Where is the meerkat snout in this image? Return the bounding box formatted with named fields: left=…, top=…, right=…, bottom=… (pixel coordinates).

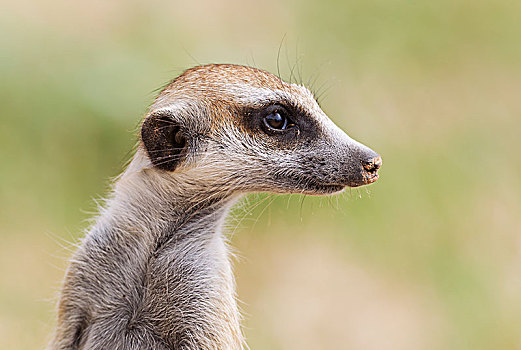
left=140, top=64, right=381, bottom=194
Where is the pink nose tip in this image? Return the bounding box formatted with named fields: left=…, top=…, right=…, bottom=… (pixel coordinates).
left=361, top=155, right=382, bottom=184
left=361, top=155, right=382, bottom=173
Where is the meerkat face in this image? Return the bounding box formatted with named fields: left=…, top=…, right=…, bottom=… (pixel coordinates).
left=140, top=64, right=381, bottom=196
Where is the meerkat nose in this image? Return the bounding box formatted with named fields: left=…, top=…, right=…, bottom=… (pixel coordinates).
left=360, top=155, right=382, bottom=184
left=361, top=155, right=382, bottom=174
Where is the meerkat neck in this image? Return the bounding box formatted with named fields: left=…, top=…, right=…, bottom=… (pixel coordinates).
left=111, top=170, right=237, bottom=241
left=60, top=161, right=245, bottom=349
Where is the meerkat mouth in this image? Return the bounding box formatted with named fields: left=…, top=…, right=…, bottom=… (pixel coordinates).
left=363, top=172, right=380, bottom=185
left=275, top=173, right=347, bottom=195
left=279, top=167, right=380, bottom=194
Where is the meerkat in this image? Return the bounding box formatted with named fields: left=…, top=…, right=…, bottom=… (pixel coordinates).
left=49, top=64, right=382, bottom=350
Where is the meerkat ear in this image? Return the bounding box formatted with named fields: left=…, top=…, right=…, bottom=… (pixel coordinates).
left=141, top=112, right=187, bottom=171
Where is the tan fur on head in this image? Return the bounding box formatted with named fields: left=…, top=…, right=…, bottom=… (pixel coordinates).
left=49, top=64, right=381, bottom=350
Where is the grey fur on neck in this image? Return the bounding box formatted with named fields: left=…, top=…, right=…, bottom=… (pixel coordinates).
left=51, top=155, right=244, bottom=349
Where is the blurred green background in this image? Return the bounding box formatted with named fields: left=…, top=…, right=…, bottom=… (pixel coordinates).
left=1, top=0, right=521, bottom=349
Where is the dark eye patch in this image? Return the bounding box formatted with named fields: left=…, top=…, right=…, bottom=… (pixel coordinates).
left=238, top=101, right=320, bottom=146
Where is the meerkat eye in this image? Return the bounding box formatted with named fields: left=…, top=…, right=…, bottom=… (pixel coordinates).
left=264, top=110, right=290, bottom=130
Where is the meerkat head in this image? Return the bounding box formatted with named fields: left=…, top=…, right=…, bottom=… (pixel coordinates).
left=139, top=64, right=381, bottom=196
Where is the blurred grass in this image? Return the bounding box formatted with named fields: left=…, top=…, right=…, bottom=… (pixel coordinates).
left=1, top=0, right=521, bottom=349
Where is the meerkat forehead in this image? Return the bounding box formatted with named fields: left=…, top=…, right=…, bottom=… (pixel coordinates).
left=151, top=64, right=322, bottom=116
